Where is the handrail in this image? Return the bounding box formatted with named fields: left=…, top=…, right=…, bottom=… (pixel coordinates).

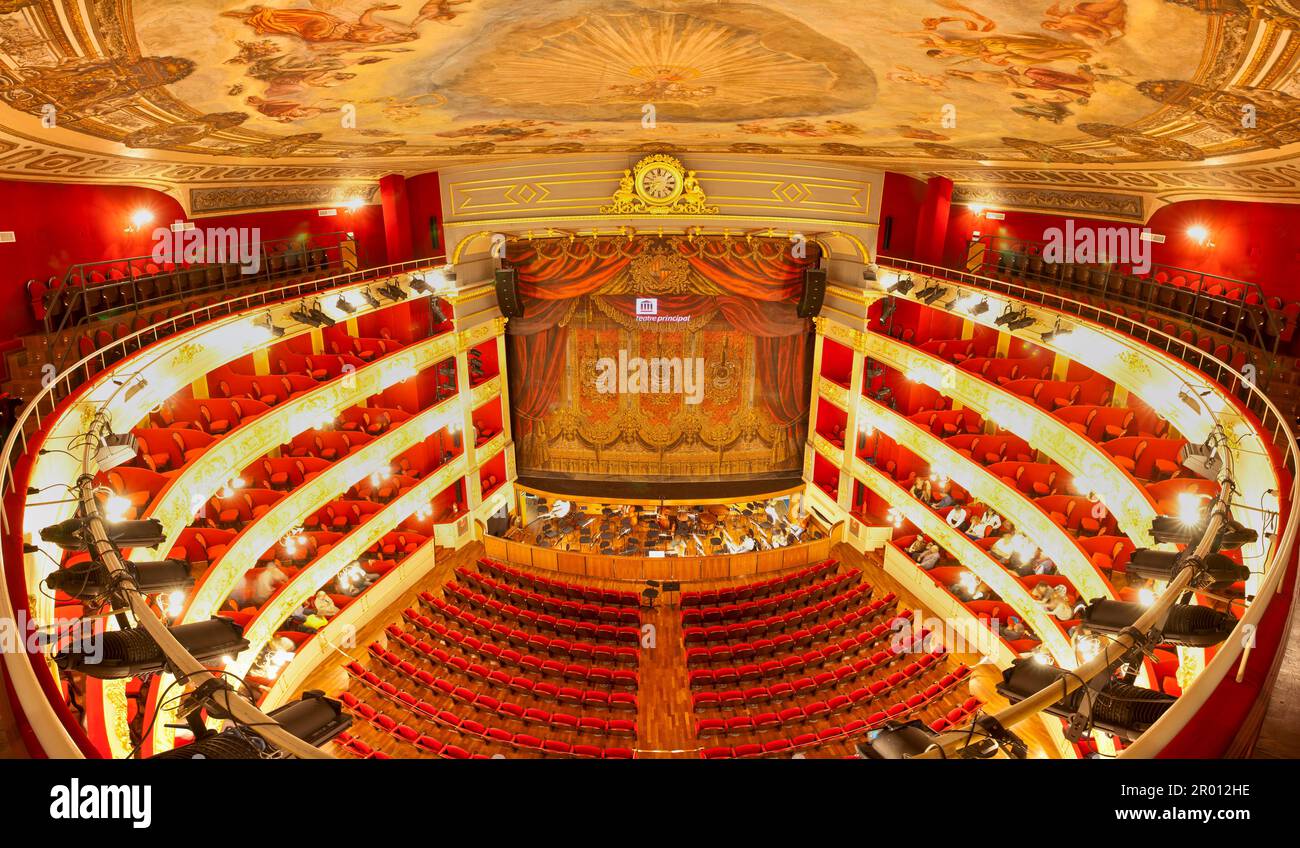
left=874, top=258, right=1298, bottom=758
left=0, top=253, right=447, bottom=758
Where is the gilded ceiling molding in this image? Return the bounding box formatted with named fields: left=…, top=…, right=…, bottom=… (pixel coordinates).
left=189, top=183, right=380, bottom=214
left=951, top=185, right=1146, bottom=222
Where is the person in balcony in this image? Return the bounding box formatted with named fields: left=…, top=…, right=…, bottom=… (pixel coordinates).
left=910, top=477, right=933, bottom=505
left=946, top=502, right=970, bottom=531
left=917, top=543, right=942, bottom=571
left=1002, top=617, right=1029, bottom=641
left=906, top=535, right=930, bottom=559
left=313, top=590, right=340, bottom=619
left=966, top=508, right=1003, bottom=539
left=932, top=487, right=959, bottom=509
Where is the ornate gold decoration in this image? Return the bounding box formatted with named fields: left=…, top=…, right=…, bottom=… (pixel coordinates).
left=626, top=246, right=694, bottom=295
left=601, top=155, right=719, bottom=215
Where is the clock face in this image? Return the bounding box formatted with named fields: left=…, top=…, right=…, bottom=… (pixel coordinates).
left=637, top=165, right=682, bottom=203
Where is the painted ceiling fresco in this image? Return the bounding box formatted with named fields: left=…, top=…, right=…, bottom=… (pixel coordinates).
left=0, top=0, right=1298, bottom=207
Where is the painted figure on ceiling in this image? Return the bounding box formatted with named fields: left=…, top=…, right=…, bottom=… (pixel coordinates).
left=222, top=3, right=418, bottom=46
left=1041, top=0, right=1128, bottom=44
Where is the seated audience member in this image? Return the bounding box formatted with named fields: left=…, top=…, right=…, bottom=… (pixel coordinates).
left=1034, top=583, right=1079, bottom=620
left=243, top=564, right=289, bottom=607
left=931, top=487, right=958, bottom=509
left=1002, top=617, right=1029, bottom=641
left=917, top=543, right=942, bottom=571
left=965, top=508, right=1002, bottom=539
left=906, top=535, right=929, bottom=559
left=910, top=477, right=933, bottom=505
left=990, top=532, right=1018, bottom=563
left=945, top=503, right=969, bottom=531
left=1029, top=554, right=1058, bottom=575
left=313, top=590, right=340, bottom=619
left=949, top=573, right=989, bottom=602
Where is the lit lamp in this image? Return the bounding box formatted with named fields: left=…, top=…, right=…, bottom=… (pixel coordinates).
left=126, top=208, right=154, bottom=233
left=1186, top=225, right=1211, bottom=246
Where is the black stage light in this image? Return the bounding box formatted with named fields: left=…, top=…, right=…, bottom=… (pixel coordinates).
left=917, top=285, right=948, bottom=305
left=1215, top=519, right=1258, bottom=551
left=1126, top=548, right=1248, bottom=588
left=862, top=264, right=879, bottom=283
left=997, top=658, right=1175, bottom=741
left=969, top=299, right=989, bottom=316
left=54, top=617, right=248, bottom=679
left=123, top=378, right=147, bottom=403
left=258, top=312, right=286, bottom=338
left=361, top=288, right=381, bottom=309
left=335, top=295, right=357, bottom=314
left=266, top=690, right=352, bottom=746
left=856, top=720, right=939, bottom=759
left=888, top=276, right=915, bottom=295
left=430, top=299, right=449, bottom=325
left=1081, top=599, right=1237, bottom=647
left=994, top=307, right=1018, bottom=327
left=1040, top=318, right=1072, bottom=344
left=149, top=727, right=265, bottom=759
left=1149, top=514, right=1206, bottom=545
left=94, top=432, right=139, bottom=471
left=408, top=275, right=432, bottom=295
left=290, top=301, right=334, bottom=327
left=1008, top=313, right=1036, bottom=331
left=45, top=558, right=193, bottom=600
left=378, top=280, right=408, bottom=301
left=41, top=517, right=164, bottom=551
left=1179, top=441, right=1222, bottom=480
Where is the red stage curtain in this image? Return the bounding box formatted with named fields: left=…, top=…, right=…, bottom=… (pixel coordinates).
left=507, top=241, right=640, bottom=300
left=677, top=239, right=814, bottom=301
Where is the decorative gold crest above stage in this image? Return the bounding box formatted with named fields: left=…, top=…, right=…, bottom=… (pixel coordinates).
left=505, top=233, right=815, bottom=484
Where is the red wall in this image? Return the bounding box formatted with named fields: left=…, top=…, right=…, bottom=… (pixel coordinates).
left=1145, top=200, right=1300, bottom=298
left=404, top=172, right=445, bottom=261
left=877, top=172, right=928, bottom=259
left=0, top=179, right=388, bottom=341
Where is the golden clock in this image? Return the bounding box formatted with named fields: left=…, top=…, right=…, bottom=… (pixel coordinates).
left=602, top=154, right=718, bottom=215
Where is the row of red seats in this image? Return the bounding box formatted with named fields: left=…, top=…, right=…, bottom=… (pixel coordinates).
left=442, top=582, right=641, bottom=642
left=691, top=643, right=958, bottom=705
left=680, top=559, right=840, bottom=607
left=681, top=598, right=904, bottom=665
left=681, top=569, right=862, bottom=624
left=338, top=695, right=634, bottom=758
left=384, top=625, right=637, bottom=711
left=401, top=608, right=639, bottom=688
left=699, top=697, right=983, bottom=758
left=696, top=659, right=963, bottom=733
left=345, top=668, right=636, bottom=738
left=475, top=558, right=640, bottom=607
left=683, top=585, right=887, bottom=644
left=454, top=567, right=641, bottom=625
left=420, top=592, right=642, bottom=658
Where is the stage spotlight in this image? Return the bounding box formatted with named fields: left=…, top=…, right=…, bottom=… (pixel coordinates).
left=257, top=312, right=286, bottom=339
left=862, top=264, right=879, bottom=284
left=856, top=720, right=940, bottom=759
left=408, top=275, right=433, bottom=295
left=1178, top=389, right=1202, bottom=415
left=1081, top=599, right=1237, bottom=648
left=44, top=557, right=193, bottom=601
left=1126, top=548, right=1248, bottom=589
left=1179, top=440, right=1222, bottom=480
left=41, top=516, right=164, bottom=551
left=361, top=288, right=381, bottom=309
left=149, top=727, right=265, bottom=759
left=94, top=432, right=138, bottom=471
left=1215, top=519, right=1258, bottom=551
left=123, top=377, right=147, bottom=403
left=917, top=285, right=948, bottom=305
left=430, top=299, right=449, bottom=325
left=994, top=307, right=1018, bottom=327
left=290, top=300, right=335, bottom=328
left=968, top=298, right=989, bottom=316
left=888, top=276, right=915, bottom=295
left=335, top=295, right=357, bottom=314
left=1007, top=312, right=1036, bottom=331
left=1040, top=318, right=1072, bottom=344
left=265, top=690, right=352, bottom=746
left=378, top=279, right=408, bottom=301
left=54, top=617, right=248, bottom=680
left=1149, top=514, right=1207, bottom=545
left=997, top=658, right=1175, bottom=741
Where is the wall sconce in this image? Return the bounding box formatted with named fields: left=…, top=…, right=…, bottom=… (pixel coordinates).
left=125, top=208, right=154, bottom=233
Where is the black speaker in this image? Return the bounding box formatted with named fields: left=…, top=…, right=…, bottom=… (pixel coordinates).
left=797, top=268, right=827, bottom=318
left=494, top=268, right=524, bottom=317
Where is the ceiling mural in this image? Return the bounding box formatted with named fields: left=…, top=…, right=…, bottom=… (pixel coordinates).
left=0, top=0, right=1298, bottom=211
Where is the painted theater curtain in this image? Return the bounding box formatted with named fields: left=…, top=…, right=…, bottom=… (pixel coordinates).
left=505, top=237, right=817, bottom=480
